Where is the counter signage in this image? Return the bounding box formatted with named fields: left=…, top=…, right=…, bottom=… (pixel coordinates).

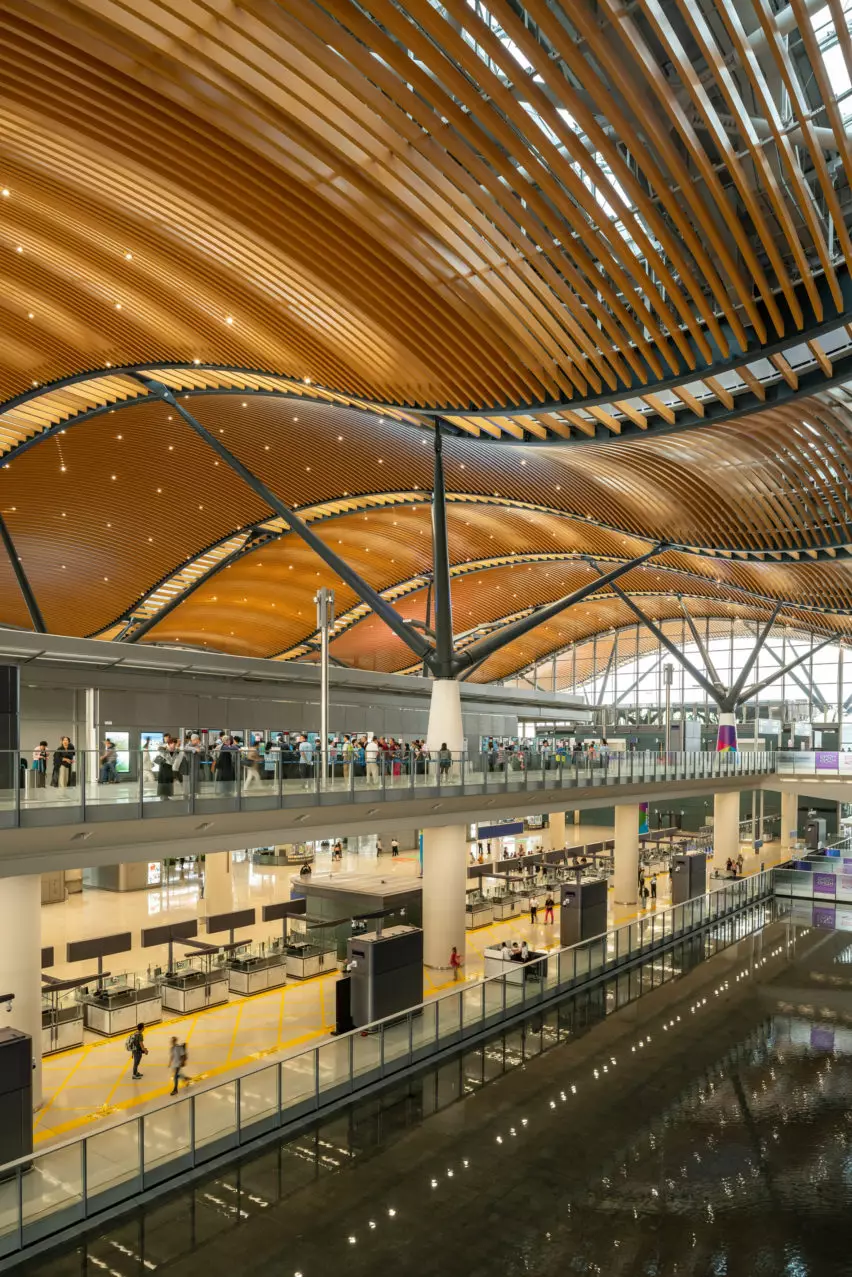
left=813, top=872, right=837, bottom=896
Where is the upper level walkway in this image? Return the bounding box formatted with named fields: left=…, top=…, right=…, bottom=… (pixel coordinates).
left=0, top=748, right=775, bottom=876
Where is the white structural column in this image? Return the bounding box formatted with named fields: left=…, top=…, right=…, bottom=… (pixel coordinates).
left=713, top=791, right=741, bottom=869
left=0, top=875, right=42, bottom=1106
left=781, top=790, right=799, bottom=846
left=200, top=851, right=233, bottom=923
left=422, top=824, right=468, bottom=969
left=548, top=810, right=567, bottom=850
left=614, top=804, right=640, bottom=907
left=424, top=679, right=467, bottom=969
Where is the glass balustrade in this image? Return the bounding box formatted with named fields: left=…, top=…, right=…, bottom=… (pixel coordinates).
left=0, top=868, right=777, bottom=1257
left=0, top=748, right=777, bottom=828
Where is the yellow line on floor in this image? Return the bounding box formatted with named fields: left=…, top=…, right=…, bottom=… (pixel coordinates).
left=34, top=1026, right=329, bottom=1145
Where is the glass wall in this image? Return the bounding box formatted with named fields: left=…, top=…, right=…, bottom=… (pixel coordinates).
left=503, top=619, right=851, bottom=741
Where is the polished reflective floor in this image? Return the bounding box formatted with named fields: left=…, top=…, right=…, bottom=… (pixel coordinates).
left=20, top=904, right=852, bottom=1277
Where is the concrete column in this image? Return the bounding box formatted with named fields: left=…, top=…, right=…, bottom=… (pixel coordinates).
left=614, top=803, right=640, bottom=907
left=781, top=791, right=799, bottom=846
left=422, top=824, right=467, bottom=969
left=0, top=875, right=42, bottom=1106
left=423, top=680, right=467, bottom=969
left=713, top=791, right=740, bottom=869
left=200, top=851, right=232, bottom=923
left=548, top=810, right=567, bottom=850
left=574, top=810, right=581, bottom=826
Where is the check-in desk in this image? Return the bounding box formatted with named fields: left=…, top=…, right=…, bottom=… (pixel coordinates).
left=491, top=893, right=530, bottom=921
left=80, top=981, right=162, bottom=1037
left=465, top=900, right=493, bottom=929
left=160, top=967, right=228, bottom=1014
left=483, top=945, right=548, bottom=984
left=41, top=1000, right=84, bottom=1055
left=226, top=951, right=287, bottom=995
left=284, top=942, right=336, bottom=980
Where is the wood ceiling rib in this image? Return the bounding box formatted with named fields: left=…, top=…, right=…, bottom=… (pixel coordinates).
left=4, top=0, right=852, bottom=418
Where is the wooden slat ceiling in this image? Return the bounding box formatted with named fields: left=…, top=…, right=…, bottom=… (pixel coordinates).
left=4, top=1, right=852, bottom=676
left=3, top=0, right=852, bottom=433
left=0, top=391, right=851, bottom=673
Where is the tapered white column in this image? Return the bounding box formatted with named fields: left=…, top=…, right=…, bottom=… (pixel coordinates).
left=425, top=679, right=464, bottom=754
left=0, top=875, right=42, bottom=1106
left=781, top=791, right=799, bottom=846
left=200, top=851, right=232, bottom=923
left=422, top=825, right=467, bottom=968
left=424, top=680, right=467, bottom=968
left=713, top=791, right=740, bottom=869
left=716, top=711, right=738, bottom=753
left=614, top=803, right=640, bottom=907
left=548, top=810, right=566, bottom=850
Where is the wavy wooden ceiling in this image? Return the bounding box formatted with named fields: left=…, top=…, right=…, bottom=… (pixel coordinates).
left=3, top=0, right=852, bottom=419
left=0, top=391, right=851, bottom=671
left=3, top=0, right=852, bottom=676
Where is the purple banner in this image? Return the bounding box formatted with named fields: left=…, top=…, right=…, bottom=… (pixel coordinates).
left=813, top=872, right=837, bottom=896
left=812, top=904, right=836, bottom=929
left=815, top=750, right=840, bottom=771
left=811, top=1025, right=836, bottom=1050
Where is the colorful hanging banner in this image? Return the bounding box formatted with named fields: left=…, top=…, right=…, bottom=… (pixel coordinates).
left=716, top=721, right=738, bottom=753
left=639, top=802, right=649, bottom=836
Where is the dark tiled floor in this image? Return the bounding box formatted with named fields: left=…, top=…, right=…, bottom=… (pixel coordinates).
left=21, top=907, right=852, bottom=1277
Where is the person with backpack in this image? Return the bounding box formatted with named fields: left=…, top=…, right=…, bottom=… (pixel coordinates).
left=168, top=1036, right=189, bottom=1095
left=126, top=1023, right=147, bottom=1079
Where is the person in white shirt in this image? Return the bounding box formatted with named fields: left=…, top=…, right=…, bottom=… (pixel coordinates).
left=520, top=940, right=530, bottom=961
left=366, top=737, right=380, bottom=785
left=529, top=893, right=539, bottom=925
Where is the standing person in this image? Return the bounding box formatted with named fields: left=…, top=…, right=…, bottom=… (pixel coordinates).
left=529, top=892, right=539, bottom=925
left=544, top=893, right=555, bottom=925
left=126, top=1022, right=148, bottom=1079
left=168, top=1036, right=188, bottom=1095
left=651, top=876, right=657, bottom=903
left=155, top=737, right=182, bottom=800
left=99, top=738, right=117, bottom=784
left=450, top=946, right=462, bottom=981
left=342, top=735, right=355, bottom=784
left=391, top=837, right=399, bottom=858
left=142, top=736, right=155, bottom=791
left=214, top=736, right=237, bottom=793
left=376, top=835, right=383, bottom=856
left=297, top=734, right=314, bottom=789
left=52, top=736, right=75, bottom=788
left=365, top=736, right=380, bottom=785
left=438, top=741, right=452, bottom=779
left=32, top=741, right=48, bottom=790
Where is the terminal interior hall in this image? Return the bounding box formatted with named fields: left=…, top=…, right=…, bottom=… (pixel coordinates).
left=3, top=0, right=852, bottom=1272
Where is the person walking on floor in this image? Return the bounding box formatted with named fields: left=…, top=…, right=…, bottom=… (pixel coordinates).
left=651, top=877, right=657, bottom=903
left=450, top=946, right=462, bottom=981
left=168, top=1037, right=189, bottom=1095
left=529, top=892, right=539, bottom=925
left=544, top=894, right=555, bottom=925
left=126, top=1023, right=148, bottom=1079
left=391, top=837, right=399, bottom=858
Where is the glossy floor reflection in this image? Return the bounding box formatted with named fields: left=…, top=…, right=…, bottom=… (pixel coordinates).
left=21, top=904, right=852, bottom=1277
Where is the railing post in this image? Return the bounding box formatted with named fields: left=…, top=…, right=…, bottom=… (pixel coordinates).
left=79, top=749, right=86, bottom=821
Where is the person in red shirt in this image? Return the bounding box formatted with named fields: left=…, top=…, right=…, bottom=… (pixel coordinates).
left=450, top=947, right=462, bottom=980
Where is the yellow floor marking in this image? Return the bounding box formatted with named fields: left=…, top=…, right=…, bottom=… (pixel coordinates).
left=35, top=1027, right=329, bottom=1144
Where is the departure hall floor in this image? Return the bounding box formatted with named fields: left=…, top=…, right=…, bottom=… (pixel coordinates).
left=35, top=830, right=783, bottom=1151
left=21, top=900, right=845, bottom=1277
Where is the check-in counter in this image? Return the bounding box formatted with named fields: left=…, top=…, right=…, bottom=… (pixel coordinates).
left=284, top=942, right=336, bottom=980
left=491, top=894, right=530, bottom=921
left=80, top=983, right=162, bottom=1037
left=160, top=968, right=228, bottom=1014
left=226, top=951, right=287, bottom=995
left=483, top=945, right=548, bottom=984
left=466, top=900, right=494, bottom=929
left=41, top=1003, right=84, bottom=1055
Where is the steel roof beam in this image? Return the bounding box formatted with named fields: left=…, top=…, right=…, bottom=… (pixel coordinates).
left=451, top=545, right=666, bottom=675
left=135, top=377, right=436, bottom=669
left=724, top=603, right=782, bottom=709
left=736, top=634, right=836, bottom=706
left=604, top=578, right=723, bottom=704
left=0, top=512, right=46, bottom=633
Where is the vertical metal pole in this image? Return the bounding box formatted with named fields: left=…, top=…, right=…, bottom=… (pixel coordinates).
left=431, top=427, right=455, bottom=679
left=837, top=641, right=844, bottom=741
left=663, top=662, right=673, bottom=755
left=315, top=588, right=335, bottom=789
